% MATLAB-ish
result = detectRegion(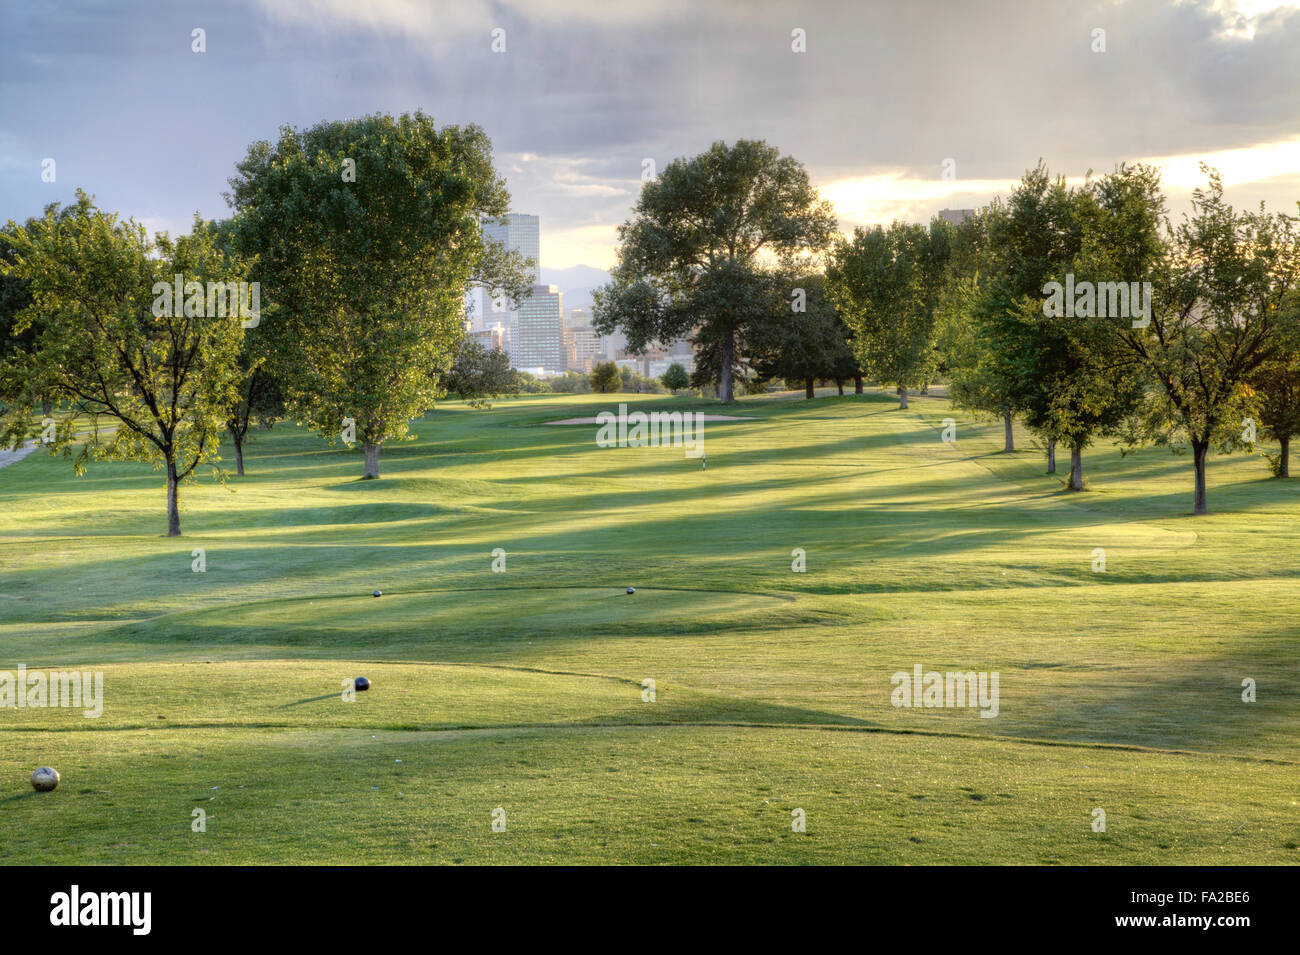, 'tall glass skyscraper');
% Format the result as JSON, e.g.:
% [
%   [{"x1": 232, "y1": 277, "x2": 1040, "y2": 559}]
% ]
[
  {"x1": 477, "y1": 214, "x2": 542, "y2": 357},
  {"x1": 477, "y1": 214, "x2": 562, "y2": 371},
  {"x1": 514, "y1": 284, "x2": 565, "y2": 373},
  {"x1": 482, "y1": 214, "x2": 540, "y2": 284}
]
